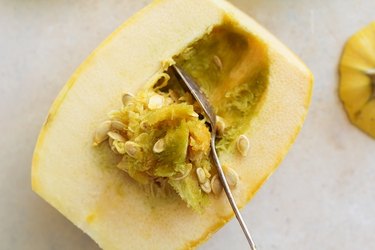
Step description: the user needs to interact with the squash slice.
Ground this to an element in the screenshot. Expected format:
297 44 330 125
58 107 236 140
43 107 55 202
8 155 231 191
339 22 375 138
32 0 313 249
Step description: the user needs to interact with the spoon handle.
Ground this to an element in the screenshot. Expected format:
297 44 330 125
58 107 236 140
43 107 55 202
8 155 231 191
210 136 257 250
172 64 257 249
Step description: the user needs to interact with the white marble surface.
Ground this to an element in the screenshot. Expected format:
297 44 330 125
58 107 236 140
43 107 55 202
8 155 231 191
1 0 374 249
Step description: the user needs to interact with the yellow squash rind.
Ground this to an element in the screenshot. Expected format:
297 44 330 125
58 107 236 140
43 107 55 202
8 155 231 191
339 22 375 138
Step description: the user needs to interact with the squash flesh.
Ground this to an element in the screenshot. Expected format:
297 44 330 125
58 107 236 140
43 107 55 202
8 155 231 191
96 23 269 212
31 0 313 249
176 23 269 151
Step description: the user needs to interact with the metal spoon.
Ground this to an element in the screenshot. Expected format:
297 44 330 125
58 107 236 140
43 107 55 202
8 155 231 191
172 64 257 250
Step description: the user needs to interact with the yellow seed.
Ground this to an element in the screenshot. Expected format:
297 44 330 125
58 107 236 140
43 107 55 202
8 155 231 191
236 134 250 156
111 120 126 131
122 93 134 106
200 180 212 194
225 167 239 188
153 138 165 153
108 137 117 153
196 167 207 184
211 175 223 195
113 140 126 154
93 120 111 145
107 131 125 142
148 94 164 110
124 141 141 158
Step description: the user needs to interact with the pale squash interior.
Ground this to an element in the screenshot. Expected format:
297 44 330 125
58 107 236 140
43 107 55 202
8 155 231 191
32 0 313 249
175 23 269 150
95 22 270 213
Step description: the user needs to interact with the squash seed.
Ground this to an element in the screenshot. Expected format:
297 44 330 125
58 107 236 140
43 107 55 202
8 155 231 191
237 134 250 157
148 94 164 110
107 131 125 142
200 180 212 194
93 120 111 145
111 120 126 131
113 140 126 154
196 167 207 184
211 174 223 195
225 167 239 188
122 93 134 106
124 141 142 158
153 138 165 153
213 55 223 71
215 116 226 136
108 137 117 153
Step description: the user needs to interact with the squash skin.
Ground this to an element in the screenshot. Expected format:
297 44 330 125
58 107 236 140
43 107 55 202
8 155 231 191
31 0 313 249
339 22 375 138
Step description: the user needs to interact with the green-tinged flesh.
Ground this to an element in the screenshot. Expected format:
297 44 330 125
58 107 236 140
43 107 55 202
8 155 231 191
175 24 269 150
97 23 269 212
154 121 189 176
169 175 209 212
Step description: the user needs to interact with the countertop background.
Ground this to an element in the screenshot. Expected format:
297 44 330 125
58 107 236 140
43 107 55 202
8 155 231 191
1 0 374 249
